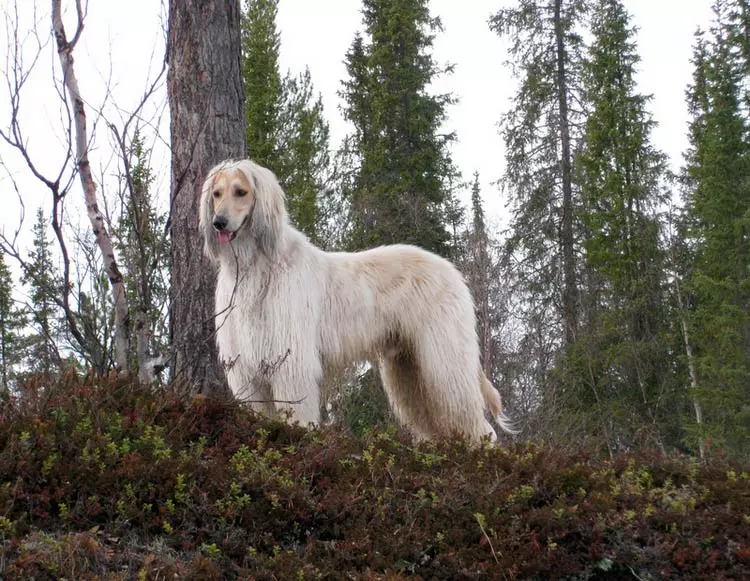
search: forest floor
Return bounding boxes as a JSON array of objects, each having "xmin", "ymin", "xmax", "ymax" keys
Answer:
[{"xmin": 0, "ymin": 373, "xmax": 748, "ymax": 580}]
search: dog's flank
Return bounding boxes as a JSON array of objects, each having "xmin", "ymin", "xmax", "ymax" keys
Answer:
[{"xmin": 199, "ymin": 158, "xmax": 516, "ymax": 443}]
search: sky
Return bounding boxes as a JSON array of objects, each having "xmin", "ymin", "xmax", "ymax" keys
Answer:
[
  {"xmin": 0, "ymin": 0, "xmax": 715, "ymax": 271},
  {"xmin": 274, "ymin": 0, "xmax": 713, "ymax": 223}
]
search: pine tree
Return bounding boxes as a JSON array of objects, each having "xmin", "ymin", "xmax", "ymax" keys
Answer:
[
  {"xmin": 680, "ymin": 1, "xmax": 750, "ymax": 456},
  {"xmin": 241, "ymin": 0, "xmax": 282, "ymax": 167},
  {"xmin": 491, "ymin": 0, "xmax": 589, "ymax": 349},
  {"xmin": 464, "ymin": 173, "xmax": 493, "ymax": 375},
  {"xmin": 490, "ymin": 0, "xmax": 590, "ymax": 438},
  {"xmin": 113, "ymin": 134, "xmax": 170, "ymax": 381},
  {"xmin": 277, "ymin": 70, "xmax": 332, "ymax": 243},
  {"xmin": 241, "ymin": 0, "xmax": 333, "ymax": 242},
  {"xmin": 23, "ymin": 208, "xmax": 62, "ymax": 377},
  {"xmin": 572, "ymin": 0, "xmax": 673, "ymax": 453},
  {"xmin": 340, "ymin": 0, "xmax": 459, "ymax": 258},
  {"xmin": 0, "ymin": 251, "xmax": 26, "ymax": 393}
]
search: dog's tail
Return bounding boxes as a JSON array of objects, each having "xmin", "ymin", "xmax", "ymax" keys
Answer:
[{"xmin": 480, "ymin": 371, "xmax": 520, "ymax": 435}]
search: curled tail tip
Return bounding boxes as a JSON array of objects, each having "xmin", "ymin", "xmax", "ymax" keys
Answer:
[{"xmin": 497, "ymin": 411, "xmax": 521, "ymax": 436}]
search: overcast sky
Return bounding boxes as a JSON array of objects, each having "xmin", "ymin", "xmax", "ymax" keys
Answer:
[
  {"xmin": 275, "ymin": 0, "xmax": 714, "ymax": 223},
  {"xmin": 0, "ymin": 0, "xmax": 715, "ymax": 260}
]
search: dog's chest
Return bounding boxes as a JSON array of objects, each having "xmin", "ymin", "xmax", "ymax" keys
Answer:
[{"xmin": 214, "ymin": 270, "xmax": 279, "ymax": 362}]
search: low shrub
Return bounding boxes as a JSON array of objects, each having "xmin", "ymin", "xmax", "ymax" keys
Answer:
[{"xmin": 0, "ymin": 374, "xmax": 748, "ymax": 579}]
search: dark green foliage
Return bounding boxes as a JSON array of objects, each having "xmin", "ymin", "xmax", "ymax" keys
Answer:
[
  {"xmin": 241, "ymin": 0, "xmax": 283, "ymax": 168},
  {"xmin": 0, "ymin": 375, "xmax": 748, "ymax": 579},
  {"xmin": 241, "ymin": 0, "xmax": 332, "ymax": 243},
  {"xmin": 276, "ymin": 70, "xmax": 332, "ymax": 244},
  {"xmin": 22, "ymin": 208, "xmax": 62, "ymax": 377},
  {"xmin": 0, "ymin": 252, "xmax": 26, "ymax": 394},
  {"xmin": 569, "ymin": 0, "xmax": 676, "ymax": 455},
  {"xmin": 680, "ymin": 1, "xmax": 750, "ymax": 457},
  {"xmin": 491, "ymin": 0, "xmax": 589, "ymax": 348},
  {"xmin": 341, "ymin": 0, "xmax": 459, "ymax": 258},
  {"xmin": 328, "ymin": 367, "xmax": 395, "ymax": 437},
  {"xmin": 112, "ymin": 135, "xmax": 170, "ymax": 378}
]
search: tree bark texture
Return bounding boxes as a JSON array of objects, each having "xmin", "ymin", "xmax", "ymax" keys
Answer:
[
  {"xmin": 554, "ymin": 0, "xmax": 578, "ymax": 347},
  {"xmin": 167, "ymin": 0, "xmax": 245, "ymax": 394}
]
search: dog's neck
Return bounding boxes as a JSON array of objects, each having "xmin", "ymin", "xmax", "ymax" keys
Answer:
[
  {"xmin": 217, "ymin": 241, "xmax": 268, "ymax": 272},
  {"xmin": 215, "ymin": 229, "xmax": 289, "ymax": 274}
]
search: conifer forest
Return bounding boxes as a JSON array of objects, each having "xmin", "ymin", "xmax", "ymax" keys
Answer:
[{"xmin": 0, "ymin": 1, "xmax": 748, "ymax": 578}]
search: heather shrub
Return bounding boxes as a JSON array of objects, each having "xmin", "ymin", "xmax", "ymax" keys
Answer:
[{"xmin": 0, "ymin": 373, "xmax": 748, "ymax": 579}]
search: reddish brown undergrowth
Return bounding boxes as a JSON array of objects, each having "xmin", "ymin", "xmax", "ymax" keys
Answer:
[{"xmin": 0, "ymin": 373, "xmax": 748, "ymax": 579}]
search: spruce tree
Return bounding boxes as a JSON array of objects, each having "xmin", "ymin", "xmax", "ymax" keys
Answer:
[
  {"xmin": 340, "ymin": 0, "xmax": 458, "ymax": 258},
  {"xmin": 334, "ymin": 0, "xmax": 460, "ymax": 433},
  {"xmin": 241, "ymin": 0, "xmax": 282, "ymax": 167},
  {"xmin": 113, "ymin": 134, "xmax": 170, "ymax": 379},
  {"xmin": 0, "ymin": 251, "xmax": 26, "ymax": 393},
  {"xmin": 681, "ymin": 1, "xmax": 750, "ymax": 456},
  {"xmin": 459, "ymin": 176, "xmax": 518, "ymax": 419},
  {"xmin": 277, "ymin": 70, "xmax": 332, "ymax": 243},
  {"xmin": 491, "ymin": 0, "xmax": 589, "ymax": 349},
  {"xmin": 241, "ymin": 0, "xmax": 332, "ymax": 242},
  {"xmin": 490, "ymin": 0, "xmax": 590, "ymax": 438},
  {"xmin": 23, "ymin": 208, "xmax": 62, "ymax": 376},
  {"xmin": 464, "ymin": 173, "xmax": 493, "ymax": 375},
  {"xmin": 573, "ymin": 0, "xmax": 673, "ymax": 453}
]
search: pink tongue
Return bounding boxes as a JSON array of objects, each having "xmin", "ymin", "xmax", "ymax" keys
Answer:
[{"xmin": 217, "ymin": 231, "xmax": 234, "ymax": 244}]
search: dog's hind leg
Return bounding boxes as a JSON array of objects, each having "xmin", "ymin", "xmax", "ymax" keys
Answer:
[
  {"xmin": 378, "ymin": 351, "xmax": 439, "ymax": 441},
  {"xmin": 414, "ymin": 341, "xmax": 497, "ymax": 443},
  {"xmin": 381, "ymin": 347, "xmax": 497, "ymax": 443}
]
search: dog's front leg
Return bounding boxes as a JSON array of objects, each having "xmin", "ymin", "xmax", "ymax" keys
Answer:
[{"xmin": 265, "ymin": 349, "xmax": 323, "ymax": 429}]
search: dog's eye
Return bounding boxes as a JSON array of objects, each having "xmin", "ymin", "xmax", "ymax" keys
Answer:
[
  {"xmin": 235, "ymin": 189, "xmax": 248, "ymax": 197},
  {"xmin": 212, "ymin": 190, "xmax": 220, "ymax": 199}
]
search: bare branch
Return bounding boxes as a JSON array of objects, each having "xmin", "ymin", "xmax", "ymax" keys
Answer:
[{"xmin": 52, "ymin": 0, "xmax": 130, "ymax": 373}]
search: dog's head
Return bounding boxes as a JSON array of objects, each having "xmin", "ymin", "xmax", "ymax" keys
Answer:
[{"xmin": 199, "ymin": 158, "xmax": 287, "ymax": 263}]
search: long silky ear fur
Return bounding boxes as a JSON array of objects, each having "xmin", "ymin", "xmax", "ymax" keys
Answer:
[
  {"xmin": 199, "ymin": 162, "xmax": 223, "ymax": 263},
  {"xmin": 237, "ymin": 159, "xmax": 288, "ymax": 261}
]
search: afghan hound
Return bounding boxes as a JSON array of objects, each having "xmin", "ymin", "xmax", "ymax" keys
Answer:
[{"xmin": 199, "ymin": 158, "xmax": 516, "ymax": 442}]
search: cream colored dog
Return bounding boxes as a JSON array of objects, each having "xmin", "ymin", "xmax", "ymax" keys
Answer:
[{"xmin": 199, "ymin": 158, "xmax": 516, "ymax": 442}]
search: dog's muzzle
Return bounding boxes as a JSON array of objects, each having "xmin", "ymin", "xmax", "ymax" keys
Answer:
[
  {"xmin": 213, "ymin": 215, "xmax": 237, "ymax": 244},
  {"xmin": 213, "ymin": 215, "xmax": 229, "ymax": 231}
]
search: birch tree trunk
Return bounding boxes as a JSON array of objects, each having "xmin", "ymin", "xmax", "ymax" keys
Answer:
[
  {"xmin": 674, "ymin": 274, "xmax": 705, "ymax": 459},
  {"xmin": 52, "ymin": 0, "xmax": 130, "ymax": 374},
  {"xmin": 167, "ymin": 0, "xmax": 245, "ymax": 394}
]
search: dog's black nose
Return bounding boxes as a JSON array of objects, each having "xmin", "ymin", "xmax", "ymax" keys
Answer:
[{"xmin": 213, "ymin": 216, "xmax": 228, "ymax": 231}]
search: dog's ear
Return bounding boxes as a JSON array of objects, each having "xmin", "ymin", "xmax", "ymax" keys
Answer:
[
  {"xmin": 199, "ymin": 163, "xmax": 221, "ymax": 263},
  {"xmin": 239, "ymin": 160, "xmax": 288, "ymax": 261}
]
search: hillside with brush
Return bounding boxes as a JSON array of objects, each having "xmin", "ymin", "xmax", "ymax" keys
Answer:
[{"xmin": 0, "ymin": 374, "xmax": 748, "ymax": 580}]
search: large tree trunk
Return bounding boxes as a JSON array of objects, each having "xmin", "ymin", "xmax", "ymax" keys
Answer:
[
  {"xmin": 554, "ymin": 0, "xmax": 578, "ymax": 347},
  {"xmin": 167, "ymin": 0, "xmax": 245, "ymax": 394}
]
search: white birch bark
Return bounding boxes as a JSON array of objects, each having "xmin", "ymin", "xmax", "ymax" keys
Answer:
[
  {"xmin": 674, "ymin": 274, "xmax": 704, "ymax": 458},
  {"xmin": 52, "ymin": 0, "xmax": 130, "ymax": 374}
]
